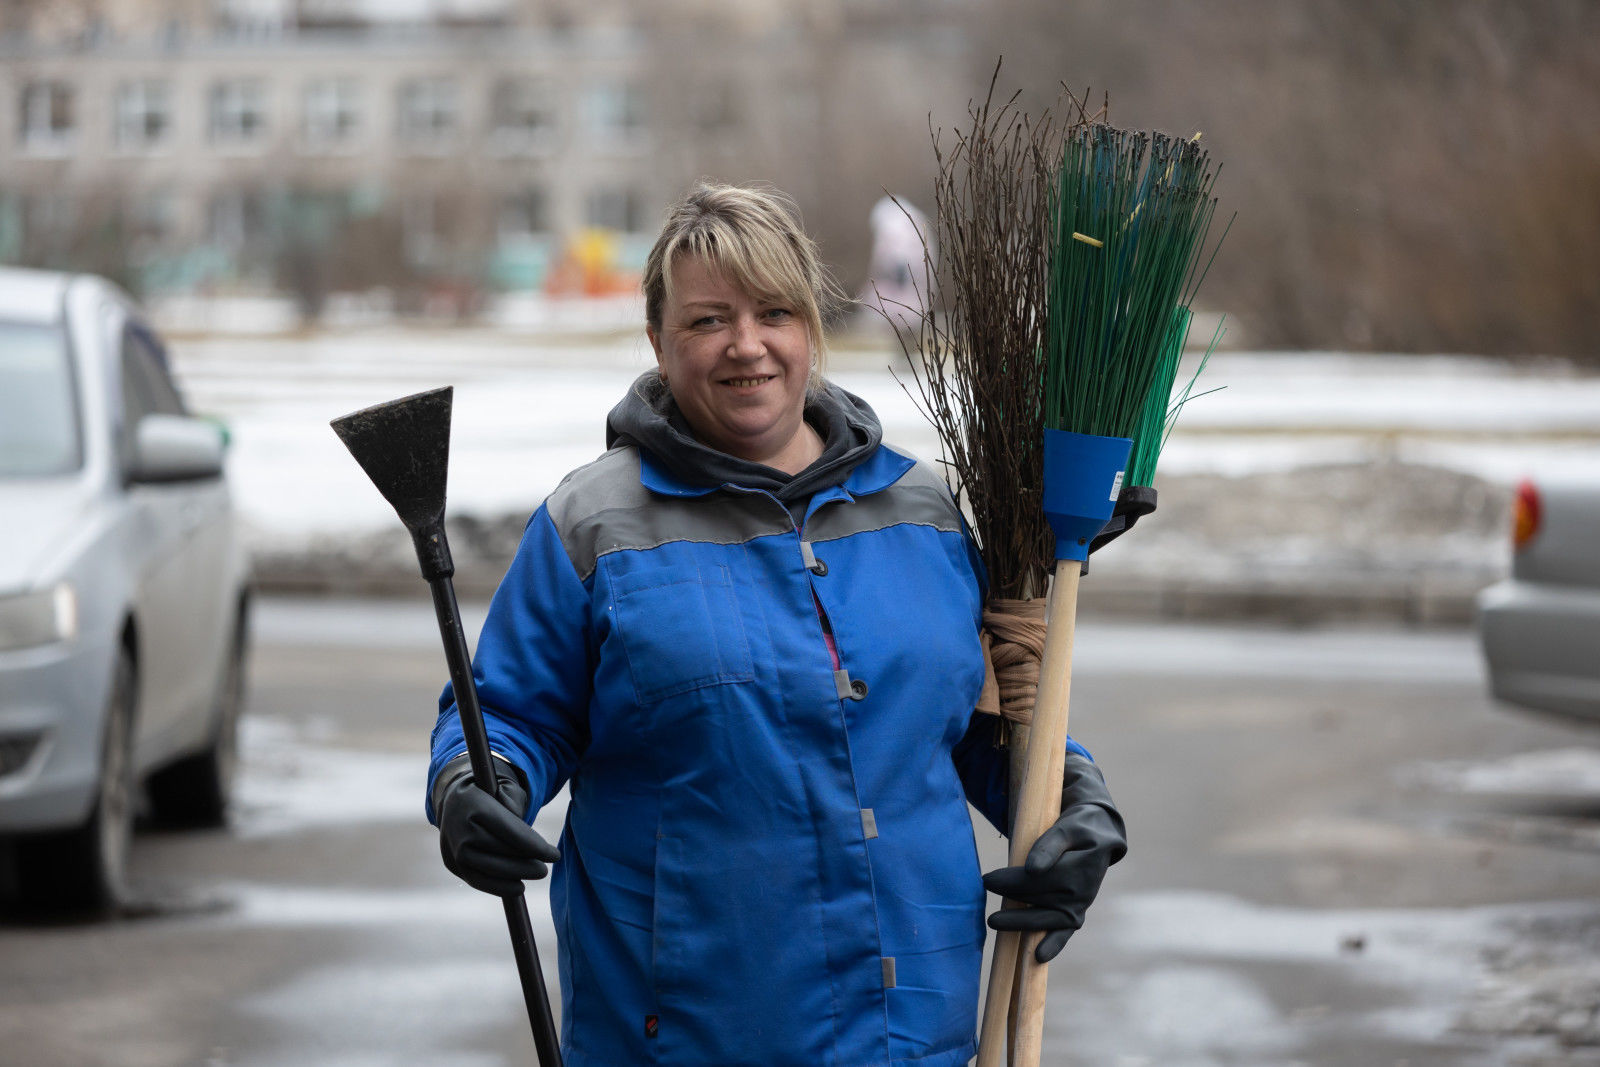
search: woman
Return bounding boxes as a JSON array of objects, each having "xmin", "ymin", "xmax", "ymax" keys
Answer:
[{"xmin": 428, "ymin": 183, "xmax": 1125, "ymax": 1066}]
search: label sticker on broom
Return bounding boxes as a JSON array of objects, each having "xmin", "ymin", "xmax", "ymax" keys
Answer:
[{"xmin": 1109, "ymin": 469, "xmax": 1124, "ymax": 502}]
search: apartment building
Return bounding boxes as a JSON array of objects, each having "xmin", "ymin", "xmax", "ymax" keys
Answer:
[{"xmin": 0, "ymin": 0, "xmax": 969, "ymax": 303}]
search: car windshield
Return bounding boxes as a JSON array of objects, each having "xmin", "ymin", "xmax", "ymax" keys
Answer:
[{"xmin": 0, "ymin": 320, "xmax": 82, "ymax": 477}]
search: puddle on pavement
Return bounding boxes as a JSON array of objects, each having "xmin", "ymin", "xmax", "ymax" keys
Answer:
[
  {"xmin": 1401, "ymin": 746, "xmax": 1600, "ymax": 853},
  {"xmin": 217, "ymin": 881, "xmax": 540, "ymax": 929},
  {"xmin": 228, "ymin": 716, "xmax": 569, "ymax": 843},
  {"xmin": 228, "ymin": 717, "xmax": 426, "ymax": 839},
  {"xmin": 230, "ymin": 956, "xmax": 531, "ymax": 1067},
  {"xmin": 1068, "ymin": 890, "xmax": 1600, "ymax": 1065},
  {"xmin": 116, "ymin": 884, "xmax": 236, "ymax": 921}
]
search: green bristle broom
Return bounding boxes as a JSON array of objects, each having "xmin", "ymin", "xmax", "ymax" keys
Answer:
[{"xmin": 983, "ymin": 122, "xmax": 1228, "ymax": 1067}]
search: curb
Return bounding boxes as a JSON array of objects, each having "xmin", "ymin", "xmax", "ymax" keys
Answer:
[
  {"xmin": 248, "ymin": 560, "xmax": 1489, "ymax": 627},
  {"xmin": 1075, "ymin": 576, "xmax": 1484, "ymax": 627}
]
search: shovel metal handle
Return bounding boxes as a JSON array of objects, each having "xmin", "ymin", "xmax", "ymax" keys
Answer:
[
  {"xmin": 429, "ymin": 572, "xmax": 565, "ymax": 1067},
  {"xmin": 331, "ymin": 388, "xmax": 562, "ymax": 1064}
]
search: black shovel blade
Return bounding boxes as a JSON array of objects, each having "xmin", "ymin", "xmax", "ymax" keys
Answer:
[{"xmin": 330, "ymin": 386, "xmax": 453, "ymax": 534}]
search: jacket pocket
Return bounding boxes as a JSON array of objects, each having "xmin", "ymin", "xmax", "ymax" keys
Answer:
[{"xmin": 611, "ymin": 562, "xmax": 755, "ymax": 704}]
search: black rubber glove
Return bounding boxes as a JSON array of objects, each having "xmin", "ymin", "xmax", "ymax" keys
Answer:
[
  {"xmin": 983, "ymin": 753, "xmax": 1128, "ymax": 963},
  {"xmin": 436, "ymin": 757, "xmax": 560, "ymax": 897}
]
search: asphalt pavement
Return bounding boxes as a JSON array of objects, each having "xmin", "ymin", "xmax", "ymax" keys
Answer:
[{"xmin": 1, "ymin": 597, "xmax": 1598, "ymax": 1066}]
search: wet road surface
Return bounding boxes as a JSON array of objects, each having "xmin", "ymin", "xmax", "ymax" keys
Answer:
[{"xmin": 2, "ymin": 597, "xmax": 1598, "ymax": 1066}]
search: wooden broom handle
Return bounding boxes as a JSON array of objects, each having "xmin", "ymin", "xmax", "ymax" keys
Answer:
[
  {"xmin": 976, "ymin": 900, "xmax": 1020, "ymax": 1066},
  {"xmin": 975, "ymin": 559, "xmax": 1082, "ymax": 1067},
  {"xmin": 973, "ymin": 715, "xmax": 1032, "ymax": 1066}
]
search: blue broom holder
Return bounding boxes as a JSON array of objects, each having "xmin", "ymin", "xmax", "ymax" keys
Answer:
[{"xmin": 1042, "ymin": 429, "xmax": 1133, "ymax": 563}]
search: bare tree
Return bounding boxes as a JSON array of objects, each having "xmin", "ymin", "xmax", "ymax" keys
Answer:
[{"xmin": 969, "ymin": 0, "xmax": 1600, "ymax": 361}]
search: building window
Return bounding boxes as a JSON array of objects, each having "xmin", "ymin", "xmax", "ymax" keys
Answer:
[
  {"xmin": 128, "ymin": 191, "xmax": 178, "ymax": 262},
  {"xmin": 114, "ymin": 79, "xmax": 172, "ymax": 152},
  {"xmin": 126, "ymin": 189, "xmax": 178, "ymax": 271},
  {"xmin": 582, "ymin": 81, "xmax": 645, "ymax": 146},
  {"xmin": 490, "ymin": 78, "xmax": 557, "ymax": 156},
  {"xmin": 498, "ymin": 187, "xmax": 549, "ymax": 242},
  {"xmin": 585, "ymin": 186, "xmax": 643, "ymax": 233},
  {"xmin": 215, "ymin": 0, "xmax": 289, "ymax": 35},
  {"xmin": 401, "ymin": 191, "xmax": 439, "ymax": 266},
  {"xmin": 19, "ymin": 82, "xmax": 75, "ymax": 154},
  {"xmin": 207, "ymin": 188, "xmax": 266, "ymax": 250},
  {"xmin": 692, "ymin": 81, "xmax": 739, "ymax": 134},
  {"xmin": 25, "ymin": 192, "xmax": 76, "ymax": 245},
  {"xmin": 209, "ymin": 79, "xmax": 269, "ymax": 148},
  {"xmin": 397, "ymin": 78, "xmax": 457, "ymax": 152},
  {"xmin": 302, "ymin": 78, "xmax": 361, "ymax": 151}
]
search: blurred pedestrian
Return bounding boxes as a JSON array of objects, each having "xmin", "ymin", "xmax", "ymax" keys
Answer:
[
  {"xmin": 427, "ymin": 181, "xmax": 1126, "ymax": 1065},
  {"xmin": 860, "ymin": 194, "xmax": 929, "ymax": 321}
]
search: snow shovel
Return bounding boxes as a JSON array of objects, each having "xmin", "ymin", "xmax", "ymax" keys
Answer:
[{"xmin": 331, "ymin": 386, "xmax": 563, "ymax": 1067}]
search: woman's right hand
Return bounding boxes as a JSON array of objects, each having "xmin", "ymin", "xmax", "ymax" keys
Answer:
[{"xmin": 437, "ymin": 768, "xmax": 560, "ymax": 896}]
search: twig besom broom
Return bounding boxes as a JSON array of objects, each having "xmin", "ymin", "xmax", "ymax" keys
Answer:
[{"xmin": 896, "ymin": 86, "xmax": 1224, "ymax": 1067}]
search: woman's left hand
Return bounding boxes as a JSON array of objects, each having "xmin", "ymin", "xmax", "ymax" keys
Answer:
[{"xmin": 983, "ymin": 754, "xmax": 1128, "ymax": 963}]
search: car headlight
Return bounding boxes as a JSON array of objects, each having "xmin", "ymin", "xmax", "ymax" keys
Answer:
[{"xmin": 0, "ymin": 582, "xmax": 78, "ymax": 651}]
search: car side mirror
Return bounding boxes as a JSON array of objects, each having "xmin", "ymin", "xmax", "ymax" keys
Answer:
[{"xmin": 129, "ymin": 414, "xmax": 225, "ymax": 483}]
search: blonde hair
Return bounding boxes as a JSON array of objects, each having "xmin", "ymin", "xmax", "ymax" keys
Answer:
[{"xmin": 643, "ymin": 182, "xmax": 838, "ymax": 386}]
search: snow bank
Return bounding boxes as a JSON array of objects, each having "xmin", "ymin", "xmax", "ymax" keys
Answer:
[{"xmin": 161, "ymin": 333, "xmax": 1600, "ymax": 611}]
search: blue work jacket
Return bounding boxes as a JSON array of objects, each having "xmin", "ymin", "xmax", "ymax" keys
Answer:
[{"xmin": 429, "ymin": 442, "xmax": 1072, "ymax": 1065}]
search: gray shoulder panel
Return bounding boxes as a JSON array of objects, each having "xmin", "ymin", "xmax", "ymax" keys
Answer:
[
  {"xmin": 894, "ymin": 453, "xmax": 958, "ymax": 496},
  {"xmin": 807, "ymin": 455, "xmax": 962, "ymax": 544},
  {"xmin": 545, "ymin": 447, "xmax": 649, "ymax": 533},
  {"xmin": 545, "ymin": 447, "xmax": 793, "ymax": 579}
]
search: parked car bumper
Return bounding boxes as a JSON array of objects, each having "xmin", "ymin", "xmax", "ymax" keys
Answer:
[
  {"xmin": 0, "ymin": 631, "xmax": 117, "ymax": 832},
  {"xmin": 1478, "ymin": 579, "xmax": 1600, "ymax": 723}
]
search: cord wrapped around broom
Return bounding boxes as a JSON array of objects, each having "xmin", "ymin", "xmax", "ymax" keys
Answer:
[{"xmin": 894, "ymin": 78, "xmax": 1227, "ymax": 1067}]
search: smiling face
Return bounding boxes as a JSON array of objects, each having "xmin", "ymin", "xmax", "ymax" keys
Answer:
[{"xmin": 647, "ymin": 255, "xmax": 822, "ymax": 473}]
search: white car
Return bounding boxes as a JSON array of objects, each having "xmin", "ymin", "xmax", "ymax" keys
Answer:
[
  {"xmin": 0, "ymin": 267, "xmax": 250, "ymax": 910},
  {"xmin": 1478, "ymin": 476, "xmax": 1600, "ymax": 722}
]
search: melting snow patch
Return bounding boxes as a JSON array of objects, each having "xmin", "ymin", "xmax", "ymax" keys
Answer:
[
  {"xmin": 1405, "ymin": 748, "xmax": 1600, "ymax": 800},
  {"xmin": 1097, "ymin": 891, "xmax": 1600, "ymax": 1058}
]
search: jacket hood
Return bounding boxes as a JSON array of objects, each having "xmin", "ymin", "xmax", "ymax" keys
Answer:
[{"xmin": 605, "ymin": 372, "xmax": 883, "ymax": 502}]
